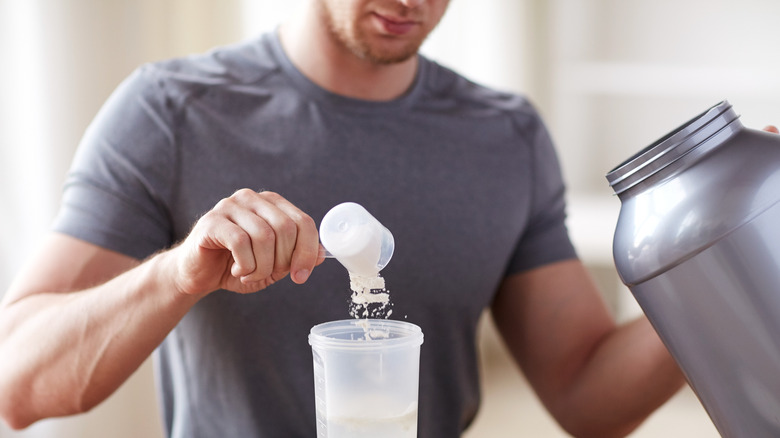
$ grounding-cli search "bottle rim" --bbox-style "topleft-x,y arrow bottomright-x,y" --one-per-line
606,100 -> 740,195
309,319 -> 424,351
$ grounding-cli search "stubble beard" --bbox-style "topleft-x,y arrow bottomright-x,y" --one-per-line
320,2 -> 424,65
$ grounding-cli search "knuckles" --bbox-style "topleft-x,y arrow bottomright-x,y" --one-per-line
293,212 -> 316,230
222,188 -> 275,207
233,187 -> 261,200
275,216 -> 298,238
224,226 -> 253,248
212,196 -> 238,213
252,221 -> 277,245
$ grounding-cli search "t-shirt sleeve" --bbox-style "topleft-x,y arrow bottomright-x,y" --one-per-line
52,65 -> 177,260
504,108 -> 578,275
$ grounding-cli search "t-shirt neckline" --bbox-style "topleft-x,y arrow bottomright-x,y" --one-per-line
264,29 -> 426,113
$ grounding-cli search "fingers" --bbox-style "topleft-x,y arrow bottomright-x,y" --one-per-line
216,198 -> 276,280
196,189 -> 319,288
763,125 -> 779,134
271,197 -> 320,284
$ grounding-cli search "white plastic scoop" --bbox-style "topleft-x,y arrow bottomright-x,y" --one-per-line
319,202 -> 394,277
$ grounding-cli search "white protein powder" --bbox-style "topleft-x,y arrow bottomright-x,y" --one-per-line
348,272 -> 393,319
326,402 -> 418,438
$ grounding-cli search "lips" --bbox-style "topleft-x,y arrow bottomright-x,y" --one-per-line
372,12 -> 418,36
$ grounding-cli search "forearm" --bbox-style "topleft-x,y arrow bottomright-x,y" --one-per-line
555,316 -> 685,437
0,191 -> 321,429
0,249 -> 200,429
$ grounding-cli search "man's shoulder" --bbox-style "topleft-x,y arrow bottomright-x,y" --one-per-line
137,33 -> 280,91
417,56 -> 538,122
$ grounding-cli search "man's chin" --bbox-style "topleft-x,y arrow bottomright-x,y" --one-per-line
358,43 -> 421,65
364,52 -> 417,65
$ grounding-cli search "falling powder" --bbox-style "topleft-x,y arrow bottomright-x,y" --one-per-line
348,273 -> 393,319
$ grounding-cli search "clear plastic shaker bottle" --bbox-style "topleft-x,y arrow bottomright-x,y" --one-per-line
309,319 -> 423,438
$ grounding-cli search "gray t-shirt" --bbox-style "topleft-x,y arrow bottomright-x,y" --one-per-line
54,31 -> 577,437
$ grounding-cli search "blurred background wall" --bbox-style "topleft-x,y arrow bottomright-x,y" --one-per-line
2,0 -> 780,436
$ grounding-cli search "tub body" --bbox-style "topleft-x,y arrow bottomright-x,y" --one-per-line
607,101 -> 780,437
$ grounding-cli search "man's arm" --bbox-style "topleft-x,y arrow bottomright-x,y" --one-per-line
0,190 -> 320,430
491,259 -> 684,438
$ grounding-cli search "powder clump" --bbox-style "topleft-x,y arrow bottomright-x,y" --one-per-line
348,273 -> 393,319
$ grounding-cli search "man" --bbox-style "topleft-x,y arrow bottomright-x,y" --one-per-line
0,0 -> 685,436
